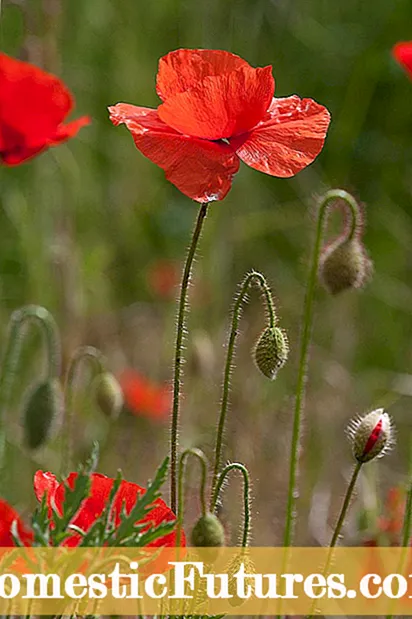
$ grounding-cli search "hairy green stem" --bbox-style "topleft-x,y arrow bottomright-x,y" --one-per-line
63,345 -> 106,474
0,305 -> 60,492
212,462 -> 251,547
177,448 -> 208,547
211,271 -> 276,506
170,202 -> 208,513
283,189 -> 361,549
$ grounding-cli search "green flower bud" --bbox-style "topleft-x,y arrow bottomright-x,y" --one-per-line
253,326 -> 289,380
347,408 -> 394,464
94,372 -> 124,420
227,552 -> 256,607
23,379 -> 63,450
191,513 -> 225,547
319,237 -> 372,295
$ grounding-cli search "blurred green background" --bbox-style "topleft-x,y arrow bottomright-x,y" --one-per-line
1,0 -> 412,546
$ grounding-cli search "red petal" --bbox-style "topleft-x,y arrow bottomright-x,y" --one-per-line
158,65 -> 274,140
393,41 -> 412,79
118,369 -> 171,420
34,471 -> 59,504
229,95 -> 331,177
156,48 -> 250,101
0,499 -> 33,547
0,53 -> 89,164
52,116 -> 91,144
109,103 -> 239,202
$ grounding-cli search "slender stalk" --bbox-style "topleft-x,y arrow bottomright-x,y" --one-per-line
177,448 -> 208,547
0,306 -> 60,492
283,189 -> 360,549
63,345 -> 106,474
170,202 -> 208,513
210,271 -> 276,505
212,462 -> 251,547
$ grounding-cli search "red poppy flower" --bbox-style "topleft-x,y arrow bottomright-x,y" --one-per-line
0,499 -> 33,546
109,48 -> 331,202
147,259 -> 179,299
118,369 -> 171,420
34,470 -> 183,547
0,52 -> 90,165
393,42 -> 412,79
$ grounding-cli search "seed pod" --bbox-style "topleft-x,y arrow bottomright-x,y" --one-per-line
227,552 -> 256,607
254,326 -> 289,380
23,379 -> 63,450
347,408 -> 394,464
94,372 -> 124,420
191,512 -> 225,547
319,237 -> 372,295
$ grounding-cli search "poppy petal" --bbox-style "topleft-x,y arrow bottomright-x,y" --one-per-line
109,103 -> 239,202
156,48 -> 250,101
229,95 -> 331,177
52,116 -> 91,144
157,65 -> 274,140
34,471 -> 59,504
393,41 -> 412,79
0,499 -> 33,546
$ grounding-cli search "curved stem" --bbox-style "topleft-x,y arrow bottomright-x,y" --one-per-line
63,345 -> 107,474
170,202 -> 208,513
282,189 -> 360,549
211,271 -> 276,505
0,305 -> 60,491
177,448 -> 208,547
212,462 -> 251,548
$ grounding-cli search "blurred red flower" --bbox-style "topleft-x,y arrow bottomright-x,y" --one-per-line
118,369 -> 171,420
147,259 -> 179,299
0,499 -> 33,546
109,48 -> 331,202
0,53 -> 90,165
34,470 -> 183,548
393,42 -> 412,79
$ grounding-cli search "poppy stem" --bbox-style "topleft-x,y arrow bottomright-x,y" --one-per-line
0,305 -> 60,494
177,448 -> 209,547
63,345 -> 106,475
283,189 -> 360,550
210,270 -> 276,507
170,202 -> 208,513
211,462 -> 251,547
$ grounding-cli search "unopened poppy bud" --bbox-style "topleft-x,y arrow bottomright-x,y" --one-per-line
254,326 -> 289,380
95,373 -> 124,420
227,552 -> 256,607
23,379 -> 63,450
319,237 -> 372,295
191,512 -> 225,547
347,409 -> 394,464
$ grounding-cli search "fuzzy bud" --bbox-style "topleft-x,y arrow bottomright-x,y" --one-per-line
319,237 -> 372,295
23,379 -> 63,450
254,326 -> 289,380
191,513 -> 225,548
227,552 -> 256,607
347,408 -> 394,464
94,373 -> 124,420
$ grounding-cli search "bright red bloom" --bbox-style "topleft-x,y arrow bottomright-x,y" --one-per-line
109,49 -> 331,202
34,470 -> 183,547
118,369 -> 171,420
393,42 -> 412,79
0,53 -> 90,165
0,499 -> 33,546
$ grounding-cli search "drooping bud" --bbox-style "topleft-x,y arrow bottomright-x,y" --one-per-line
23,379 -> 63,450
191,512 -> 225,547
253,326 -> 289,380
319,237 -> 372,295
227,552 -> 256,607
347,408 -> 394,463
94,372 -> 124,420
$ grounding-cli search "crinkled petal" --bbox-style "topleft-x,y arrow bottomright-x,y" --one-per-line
156,48 -> 250,101
158,65 -> 274,140
393,41 -> 412,79
229,95 -> 331,177
109,103 -> 239,202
